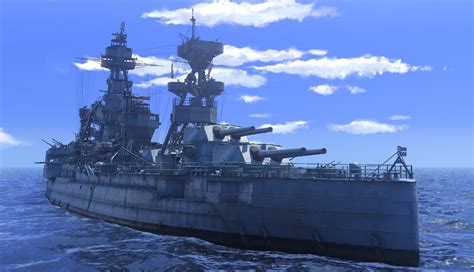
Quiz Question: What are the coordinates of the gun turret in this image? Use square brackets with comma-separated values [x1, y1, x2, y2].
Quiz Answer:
[231, 127, 273, 139]
[250, 146, 327, 162]
[213, 126, 255, 138]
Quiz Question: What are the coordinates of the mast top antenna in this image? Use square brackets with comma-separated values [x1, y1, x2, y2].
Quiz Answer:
[191, 9, 196, 39]
[120, 21, 125, 35]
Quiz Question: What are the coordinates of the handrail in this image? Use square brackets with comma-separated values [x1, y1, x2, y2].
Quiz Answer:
[82, 160, 414, 181]
[173, 98, 218, 108]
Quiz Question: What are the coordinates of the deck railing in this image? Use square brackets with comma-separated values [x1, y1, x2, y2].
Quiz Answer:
[85, 161, 413, 181]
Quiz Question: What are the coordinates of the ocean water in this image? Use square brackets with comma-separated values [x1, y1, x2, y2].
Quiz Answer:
[0, 167, 473, 271]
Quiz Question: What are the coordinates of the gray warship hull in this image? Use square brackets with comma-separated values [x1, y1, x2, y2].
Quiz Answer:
[45, 171, 419, 267]
[43, 20, 420, 267]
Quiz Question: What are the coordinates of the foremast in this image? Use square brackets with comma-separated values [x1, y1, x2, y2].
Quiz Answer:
[78, 23, 159, 161]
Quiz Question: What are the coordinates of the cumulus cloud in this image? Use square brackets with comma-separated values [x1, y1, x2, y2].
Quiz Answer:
[308, 49, 328, 56]
[74, 55, 176, 77]
[211, 68, 266, 88]
[134, 76, 180, 89]
[309, 84, 366, 95]
[328, 120, 407, 135]
[345, 85, 366, 94]
[0, 128, 24, 146]
[254, 56, 430, 79]
[411, 65, 432, 72]
[130, 55, 180, 77]
[74, 59, 107, 71]
[142, 0, 338, 28]
[259, 120, 308, 134]
[135, 68, 265, 89]
[239, 95, 265, 103]
[73, 55, 266, 89]
[389, 115, 411, 121]
[309, 84, 337, 95]
[249, 113, 271, 118]
[214, 45, 326, 67]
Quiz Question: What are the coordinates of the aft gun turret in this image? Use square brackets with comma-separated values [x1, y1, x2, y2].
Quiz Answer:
[250, 146, 327, 162]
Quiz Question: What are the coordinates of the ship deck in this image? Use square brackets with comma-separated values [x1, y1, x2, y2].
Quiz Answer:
[78, 161, 414, 182]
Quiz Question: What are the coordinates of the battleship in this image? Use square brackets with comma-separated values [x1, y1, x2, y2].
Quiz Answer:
[43, 16, 420, 267]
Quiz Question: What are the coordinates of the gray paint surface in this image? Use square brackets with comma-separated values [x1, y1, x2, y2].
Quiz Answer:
[43, 18, 419, 267]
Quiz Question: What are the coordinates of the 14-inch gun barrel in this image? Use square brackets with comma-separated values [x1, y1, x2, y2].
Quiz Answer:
[231, 127, 273, 139]
[213, 126, 255, 138]
[250, 147, 327, 161]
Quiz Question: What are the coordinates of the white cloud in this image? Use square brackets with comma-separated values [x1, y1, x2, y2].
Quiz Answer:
[214, 45, 326, 67]
[212, 68, 266, 88]
[259, 120, 308, 134]
[345, 85, 366, 94]
[74, 55, 178, 77]
[253, 56, 430, 79]
[328, 120, 407, 135]
[131, 55, 179, 77]
[309, 84, 338, 95]
[389, 115, 411, 121]
[134, 76, 180, 89]
[0, 128, 24, 146]
[308, 49, 328, 56]
[74, 59, 107, 71]
[411, 65, 432, 72]
[249, 113, 271, 118]
[239, 95, 265, 104]
[308, 84, 366, 95]
[134, 68, 265, 89]
[142, 0, 338, 28]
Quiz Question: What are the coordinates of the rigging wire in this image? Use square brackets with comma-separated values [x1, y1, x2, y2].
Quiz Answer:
[218, 91, 227, 123]
[157, 94, 172, 142]
[81, 70, 85, 107]
[134, 43, 179, 52]
[75, 69, 80, 110]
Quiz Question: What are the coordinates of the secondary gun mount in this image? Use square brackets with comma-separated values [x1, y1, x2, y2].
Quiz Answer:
[250, 146, 327, 162]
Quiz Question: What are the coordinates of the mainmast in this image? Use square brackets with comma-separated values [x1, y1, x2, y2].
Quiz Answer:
[160, 14, 224, 154]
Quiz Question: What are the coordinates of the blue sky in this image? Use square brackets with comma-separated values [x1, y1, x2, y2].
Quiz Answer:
[0, 0, 472, 167]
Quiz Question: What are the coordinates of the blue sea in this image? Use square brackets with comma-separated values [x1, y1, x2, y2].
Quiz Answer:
[0, 167, 473, 271]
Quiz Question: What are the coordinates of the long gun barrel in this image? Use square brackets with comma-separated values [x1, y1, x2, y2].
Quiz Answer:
[250, 147, 327, 161]
[213, 126, 255, 138]
[231, 127, 273, 139]
[302, 148, 327, 156]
